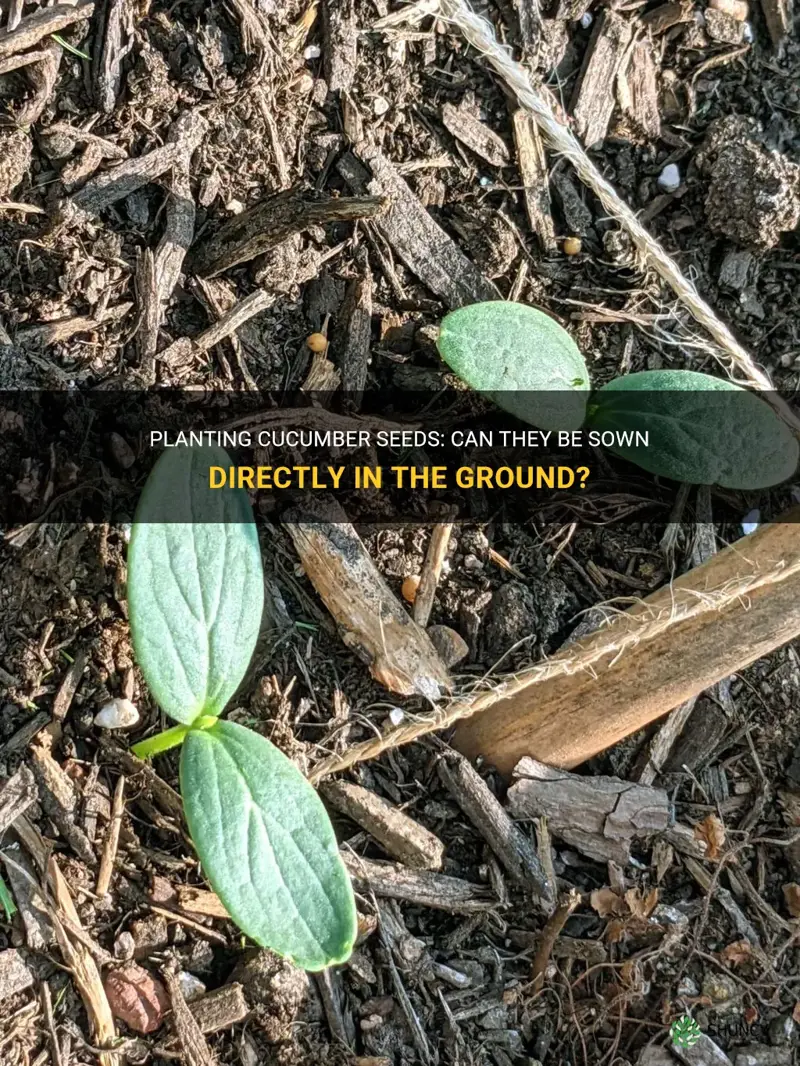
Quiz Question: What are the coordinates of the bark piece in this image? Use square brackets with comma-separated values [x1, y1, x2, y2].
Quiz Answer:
[413, 520, 454, 629]
[512, 110, 556, 252]
[176, 887, 230, 919]
[100, 743, 184, 822]
[0, 765, 36, 837]
[508, 757, 670, 864]
[17, 302, 132, 348]
[52, 649, 87, 721]
[192, 188, 385, 277]
[3, 845, 54, 950]
[65, 109, 206, 220]
[0, 712, 49, 754]
[14, 40, 61, 127]
[640, 0, 694, 32]
[94, 0, 135, 113]
[30, 742, 96, 865]
[0, 949, 35, 1002]
[0, 0, 94, 60]
[570, 11, 633, 148]
[334, 248, 372, 403]
[438, 752, 553, 906]
[343, 854, 494, 914]
[442, 103, 510, 167]
[358, 146, 499, 308]
[324, 0, 357, 92]
[162, 966, 217, 1066]
[453, 507, 800, 775]
[760, 0, 789, 47]
[189, 984, 249, 1034]
[618, 37, 661, 140]
[322, 780, 445, 870]
[285, 496, 451, 699]
[673, 1034, 733, 1066]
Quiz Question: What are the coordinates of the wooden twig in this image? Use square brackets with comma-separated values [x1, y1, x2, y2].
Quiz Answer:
[531, 888, 581, 992]
[342, 854, 494, 914]
[0, 0, 94, 60]
[413, 519, 454, 629]
[96, 776, 125, 897]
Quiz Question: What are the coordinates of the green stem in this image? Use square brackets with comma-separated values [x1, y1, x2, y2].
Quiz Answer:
[131, 724, 190, 759]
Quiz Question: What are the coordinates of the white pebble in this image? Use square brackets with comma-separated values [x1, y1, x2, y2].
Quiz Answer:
[303, 44, 321, 60]
[178, 972, 206, 1003]
[741, 508, 760, 536]
[579, 11, 593, 27]
[225, 199, 245, 215]
[657, 163, 681, 193]
[373, 96, 390, 116]
[388, 707, 405, 727]
[478, 175, 492, 187]
[94, 698, 139, 730]
[742, 20, 754, 40]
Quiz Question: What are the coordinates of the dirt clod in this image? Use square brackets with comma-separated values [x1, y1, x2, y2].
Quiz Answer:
[0, 130, 32, 198]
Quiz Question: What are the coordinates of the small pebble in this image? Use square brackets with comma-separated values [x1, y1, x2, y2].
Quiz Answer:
[463, 553, 482, 571]
[478, 175, 492, 187]
[178, 972, 206, 1003]
[401, 574, 420, 603]
[657, 163, 681, 193]
[741, 508, 760, 535]
[306, 332, 328, 353]
[742, 19, 754, 39]
[94, 698, 140, 730]
[295, 73, 314, 95]
[563, 236, 582, 256]
[427, 625, 469, 667]
[373, 96, 390, 116]
[388, 707, 405, 727]
[225, 198, 245, 215]
[579, 11, 593, 27]
[304, 44, 321, 60]
[702, 971, 737, 1004]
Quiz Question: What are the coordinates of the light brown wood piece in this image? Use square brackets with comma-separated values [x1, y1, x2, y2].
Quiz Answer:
[437, 751, 553, 905]
[51, 649, 87, 722]
[162, 966, 217, 1066]
[324, 0, 357, 92]
[30, 743, 96, 865]
[442, 102, 510, 167]
[640, 0, 695, 32]
[531, 888, 581, 991]
[760, 0, 789, 46]
[176, 886, 232, 919]
[0, 0, 94, 59]
[512, 110, 556, 252]
[189, 985, 249, 1035]
[286, 497, 451, 699]
[570, 11, 633, 148]
[96, 775, 125, 897]
[0, 766, 36, 837]
[507, 758, 670, 864]
[453, 510, 800, 775]
[0, 949, 35, 1002]
[95, 0, 135, 113]
[334, 247, 372, 401]
[359, 146, 500, 308]
[322, 779, 445, 870]
[413, 520, 454, 629]
[17, 304, 133, 348]
[343, 854, 495, 914]
[618, 37, 661, 140]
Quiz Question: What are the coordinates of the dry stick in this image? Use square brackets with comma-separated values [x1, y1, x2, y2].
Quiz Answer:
[307, 508, 800, 782]
[434, 0, 799, 433]
[413, 519, 455, 628]
[96, 775, 125, 897]
[531, 887, 581, 992]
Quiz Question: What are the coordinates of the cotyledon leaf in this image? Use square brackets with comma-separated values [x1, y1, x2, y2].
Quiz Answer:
[436, 301, 590, 430]
[587, 369, 799, 489]
[128, 445, 264, 726]
[180, 719, 357, 971]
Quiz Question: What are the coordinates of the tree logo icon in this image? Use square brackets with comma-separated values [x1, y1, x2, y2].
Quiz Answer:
[671, 1015, 702, 1049]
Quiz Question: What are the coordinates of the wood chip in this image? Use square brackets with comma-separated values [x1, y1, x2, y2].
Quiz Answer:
[442, 102, 510, 167]
[3, 845, 54, 950]
[0, 949, 35, 1002]
[94, 0, 135, 113]
[333, 246, 372, 403]
[96, 775, 125, 897]
[413, 519, 454, 629]
[322, 780, 446, 870]
[357, 146, 499, 308]
[570, 11, 633, 148]
[52, 649, 87, 722]
[672, 1034, 733, 1066]
[760, 0, 789, 46]
[189, 984, 249, 1034]
[286, 496, 451, 699]
[508, 757, 670, 865]
[640, 0, 694, 32]
[0, 0, 94, 60]
[30, 741, 96, 865]
[17, 302, 133, 348]
[618, 37, 661, 140]
[344, 854, 495, 914]
[176, 887, 231, 919]
[438, 751, 554, 907]
[0, 765, 36, 837]
[512, 110, 556, 252]
[324, 0, 357, 92]
[192, 187, 385, 277]
[162, 965, 218, 1066]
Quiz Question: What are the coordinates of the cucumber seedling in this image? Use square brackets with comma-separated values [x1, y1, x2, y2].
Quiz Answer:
[127, 445, 357, 972]
[437, 301, 798, 490]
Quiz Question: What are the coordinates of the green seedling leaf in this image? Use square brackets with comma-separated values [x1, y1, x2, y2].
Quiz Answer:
[181, 719, 357, 971]
[587, 370, 799, 489]
[128, 445, 264, 726]
[436, 301, 590, 430]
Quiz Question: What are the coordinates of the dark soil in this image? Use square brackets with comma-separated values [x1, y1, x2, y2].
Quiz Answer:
[0, 1, 799, 1064]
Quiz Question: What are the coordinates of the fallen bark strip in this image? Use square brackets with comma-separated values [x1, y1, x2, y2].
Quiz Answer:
[343, 854, 495, 913]
[309, 506, 800, 781]
[569, 10, 633, 148]
[507, 758, 670, 864]
[286, 496, 451, 699]
[442, 101, 510, 166]
[0, 0, 94, 60]
[512, 110, 556, 252]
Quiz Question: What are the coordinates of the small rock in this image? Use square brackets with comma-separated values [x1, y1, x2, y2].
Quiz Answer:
[719, 249, 754, 291]
[109, 433, 136, 470]
[104, 962, 169, 1034]
[579, 11, 593, 26]
[177, 971, 206, 1003]
[114, 932, 136, 961]
[130, 914, 169, 959]
[677, 976, 700, 997]
[742, 20, 754, 39]
[0, 129, 33, 198]
[39, 129, 77, 161]
[741, 508, 760, 535]
[734, 1046, 792, 1066]
[303, 44, 321, 59]
[427, 625, 469, 667]
[231, 950, 309, 1043]
[483, 582, 538, 658]
[388, 707, 405, 727]
[768, 1015, 795, 1046]
[705, 7, 746, 40]
[373, 96, 390, 116]
[479, 1004, 509, 1029]
[657, 163, 681, 192]
[702, 971, 738, 1004]
[94, 698, 139, 730]
[0, 949, 35, 1003]
[463, 553, 483, 571]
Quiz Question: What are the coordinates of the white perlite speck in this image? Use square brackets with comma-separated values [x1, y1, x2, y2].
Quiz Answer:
[657, 163, 681, 193]
[94, 698, 140, 730]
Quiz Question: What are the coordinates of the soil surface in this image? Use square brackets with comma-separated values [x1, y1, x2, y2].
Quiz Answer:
[0, 1, 799, 1065]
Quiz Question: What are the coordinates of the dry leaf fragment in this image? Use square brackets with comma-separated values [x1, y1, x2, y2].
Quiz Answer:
[744, 1005, 759, 1025]
[719, 939, 753, 966]
[104, 962, 169, 1034]
[694, 814, 726, 861]
[792, 1001, 800, 1024]
[590, 887, 627, 917]
[625, 887, 659, 920]
[783, 882, 800, 918]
